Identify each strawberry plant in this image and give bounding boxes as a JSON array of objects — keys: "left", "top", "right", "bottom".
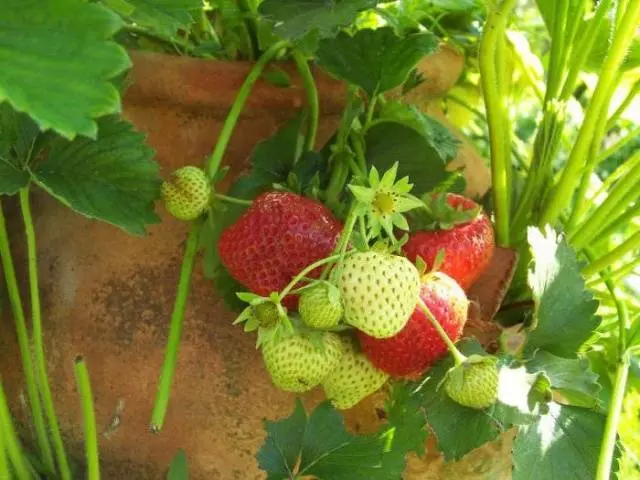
[{"left": 1, "top": 1, "right": 639, "bottom": 480}]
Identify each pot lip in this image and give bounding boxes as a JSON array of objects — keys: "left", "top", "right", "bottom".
[{"left": 123, "top": 49, "right": 347, "bottom": 114}]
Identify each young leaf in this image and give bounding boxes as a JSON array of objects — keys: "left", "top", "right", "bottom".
[
  {"left": 316, "top": 27, "right": 438, "bottom": 97},
  {"left": 167, "top": 449, "right": 189, "bottom": 480},
  {"left": 378, "top": 101, "right": 460, "bottom": 164},
  {"left": 257, "top": 399, "right": 422, "bottom": 479},
  {"left": 259, "top": 0, "right": 378, "bottom": 41},
  {"left": 512, "top": 403, "right": 607, "bottom": 480},
  {"left": 32, "top": 116, "right": 162, "bottom": 236},
  {"left": 525, "top": 227, "right": 600, "bottom": 358},
  {"left": 365, "top": 123, "right": 453, "bottom": 195},
  {"left": 0, "top": 1, "right": 130, "bottom": 139},
  {"left": 123, "top": 0, "right": 202, "bottom": 41},
  {"left": 525, "top": 350, "right": 601, "bottom": 408}
]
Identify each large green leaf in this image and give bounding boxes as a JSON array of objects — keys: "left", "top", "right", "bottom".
[
  {"left": 32, "top": 116, "right": 162, "bottom": 236},
  {"left": 259, "top": 0, "right": 378, "bottom": 40},
  {"left": 365, "top": 122, "right": 453, "bottom": 196},
  {"left": 526, "top": 351, "right": 601, "bottom": 408},
  {"left": 257, "top": 398, "right": 424, "bottom": 479},
  {"left": 0, "top": 1, "right": 130, "bottom": 140},
  {"left": 525, "top": 227, "right": 600, "bottom": 357},
  {"left": 316, "top": 27, "right": 438, "bottom": 96},
  {"left": 512, "top": 403, "right": 606, "bottom": 480}
]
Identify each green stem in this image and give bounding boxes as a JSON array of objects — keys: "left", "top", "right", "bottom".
[
  {"left": 592, "top": 146, "right": 640, "bottom": 200},
  {"left": 206, "top": 40, "right": 289, "bottom": 179},
  {"left": 279, "top": 254, "right": 342, "bottom": 299},
  {"left": 214, "top": 193, "right": 253, "bottom": 206},
  {"left": 606, "top": 81, "right": 640, "bottom": 129},
  {"left": 74, "top": 358, "right": 99, "bottom": 480},
  {"left": 582, "top": 231, "right": 640, "bottom": 277},
  {"left": 0, "top": 381, "right": 31, "bottom": 480},
  {"left": 596, "top": 124, "right": 640, "bottom": 166},
  {"left": 0, "top": 410, "right": 7, "bottom": 480},
  {"left": 0, "top": 200, "right": 54, "bottom": 473},
  {"left": 365, "top": 95, "right": 378, "bottom": 129},
  {"left": 586, "top": 256, "right": 640, "bottom": 288},
  {"left": 292, "top": 51, "right": 319, "bottom": 151},
  {"left": 545, "top": 0, "right": 570, "bottom": 102},
  {"left": 596, "top": 353, "right": 629, "bottom": 480},
  {"left": 561, "top": 0, "right": 611, "bottom": 100},
  {"left": 350, "top": 133, "right": 367, "bottom": 175},
  {"left": 417, "top": 299, "right": 466, "bottom": 365},
  {"left": 590, "top": 196, "right": 640, "bottom": 244},
  {"left": 19, "top": 188, "right": 71, "bottom": 480},
  {"left": 150, "top": 220, "right": 203, "bottom": 432},
  {"left": 540, "top": 0, "right": 640, "bottom": 225},
  {"left": 479, "top": 0, "right": 517, "bottom": 246},
  {"left": 569, "top": 152, "right": 640, "bottom": 248}
]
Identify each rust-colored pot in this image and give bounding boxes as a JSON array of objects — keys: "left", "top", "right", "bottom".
[{"left": 0, "top": 49, "right": 504, "bottom": 479}]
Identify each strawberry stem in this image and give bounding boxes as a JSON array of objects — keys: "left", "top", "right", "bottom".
[
  {"left": 292, "top": 51, "right": 319, "bottom": 151},
  {"left": 150, "top": 219, "right": 204, "bottom": 432},
  {"left": 417, "top": 298, "right": 466, "bottom": 366},
  {"left": 214, "top": 193, "right": 253, "bottom": 206},
  {"left": 280, "top": 254, "right": 343, "bottom": 299},
  {"left": 73, "top": 358, "right": 100, "bottom": 480},
  {"left": 0, "top": 381, "right": 32, "bottom": 479},
  {"left": 19, "top": 187, "right": 72, "bottom": 479},
  {"left": 205, "top": 40, "right": 289, "bottom": 180},
  {"left": 0, "top": 199, "right": 54, "bottom": 473}
]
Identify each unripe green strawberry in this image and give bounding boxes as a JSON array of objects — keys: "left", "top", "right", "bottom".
[
  {"left": 162, "top": 166, "right": 211, "bottom": 221},
  {"left": 299, "top": 282, "right": 343, "bottom": 329},
  {"left": 322, "top": 338, "right": 389, "bottom": 409},
  {"left": 444, "top": 356, "right": 499, "bottom": 409},
  {"left": 338, "top": 252, "right": 420, "bottom": 338},
  {"left": 262, "top": 332, "right": 343, "bottom": 393}
]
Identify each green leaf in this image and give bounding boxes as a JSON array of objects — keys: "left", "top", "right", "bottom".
[
  {"left": 316, "top": 27, "right": 439, "bottom": 96},
  {"left": 526, "top": 351, "right": 601, "bottom": 408},
  {"left": 0, "top": 1, "right": 130, "bottom": 140},
  {"left": 123, "top": 0, "right": 201, "bottom": 40},
  {"left": 377, "top": 101, "right": 460, "bottom": 164},
  {"left": 259, "top": 0, "right": 378, "bottom": 41},
  {"left": 32, "top": 116, "right": 162, "bottom": 236},
  {"left": 365, "top": 122, "right": 453, "bottom": 196},
  {"left": 0, "top": 160, "right": 28, "bottom": 196},
  {"left": 410, "top": 340, "right": 533, "bottom": 461},
  {"left": 167, "top": 449, "right": 188, "bottom": 480},
  {"left": 257, "top": 399, "right": 422, "bottom": 479},
  {"left": 512, "top": 403, "right": 606, "bottom": 480},
  {"left": 0, "top": 104, "right": 41, "bottom": 195},
  {"left": 525, "top": 227, "right": 600, "bottom": 357}
]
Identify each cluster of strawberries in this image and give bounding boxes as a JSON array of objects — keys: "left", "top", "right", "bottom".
[{"left": 216, "top": 188, "right": 497, "bottom": 410}]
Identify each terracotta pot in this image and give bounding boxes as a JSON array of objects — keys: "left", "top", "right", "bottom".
[{"left": 0, "top": 50, "right": 500, "bottom": 479}]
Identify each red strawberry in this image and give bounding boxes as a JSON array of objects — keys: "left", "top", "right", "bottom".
[
  {"left": 218, "top": 191, "right": 342, "bottom": 308},
  {"left": 357, "top": 272, "right": 468, "bottom": 378},
  {"left": 403, "top": 193, "right": 494, "bottom": 290}
]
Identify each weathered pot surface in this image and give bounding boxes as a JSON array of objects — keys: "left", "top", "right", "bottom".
[{"left": 0, "top": 50, "right": 503, "bottom": 479}]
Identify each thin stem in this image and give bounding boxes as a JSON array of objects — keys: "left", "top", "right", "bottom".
[
  {"left": 19, "top": 188, "right": 71, "bottom": 480},
  {"left": 569, "top": 152, "right": 640, "bottom": 248},
  {"left": 0, "top": 411, "right": 7, "bottom": 480},
  {"left": 596, "top": 125, "right": 640, "bottom": 165},
  {"left": 74, "top": 358, "right": 100, "bottom": 480},
  {"left": 292, "top": 51, "right": 319, "bottom": 151},
  {"left": 0, "top": 381, "right": 31, "bottom": 480},
  {"left": 545, "top": 0, "right": 570, "bottom": 102},
  {"left": 279, "top": 254, "right": 342, "bottom": 299},
  {"left": 540, "top": 0, "right": 640, "bottom": 225},
  {"left": 150, "top": 220, "right": 203, "bottom": 432},
  {"left": 607, "top": 81, "right": 640, "bottom": 129},
  {"left": 479, "top": 0, "right": 517, "bottom": 246},
  {"left": 0, "top": 200, "right": 54, "bottom": 473},
  {"left": 591, "top": 197, "right": 640, "bottom": 244},
  {"left": 417, "top": 298, "right": 466, "bottom": 365},
  {"left": 365, "top": 95, "right": 378, "bottom": 129},
  {"left": 596, "top": 354, "right": 629, "bottom": 480},
  {"left": 582, "top": 231, "right": 640, "bottom": 277},
  {"left": 350, "top": 132, "right": 367, "bottom": 175},
  {"left": 206, "top": 40, "right": 289, "bottom": 179},
  {"left": 560, "top": 0, "right": 611, "bottom": 100},
  {"left": 586, "top": 256, "right": 640, "bottom": 287},
  {"left": 214, "top": 193, "right": 253, "bottom": 206},
  {"left": 592, "top": 146, "right": 640, "bottom": 200}
]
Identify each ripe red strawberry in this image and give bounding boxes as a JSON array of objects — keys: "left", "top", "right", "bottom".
[
  {"left": 218, "top": 191, "right": 342, "bottom": 308},
  {"left": 403, "top": 193, "right": 495, "bottom": 290},
  {"left": 357, "top": 272, "right": 468, "bottom": 378}
]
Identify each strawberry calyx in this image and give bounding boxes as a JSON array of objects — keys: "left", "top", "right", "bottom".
[{"left": 412, "top": 192, "right": 482, "bottom": 231}]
